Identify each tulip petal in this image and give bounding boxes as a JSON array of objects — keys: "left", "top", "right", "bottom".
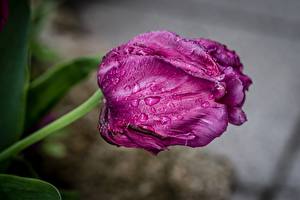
[
  {"left": 195, "top": 38, "right": 252, "bottom": 126},
  {"left": 99, "top": 55, "right": 228, "bottom": 152},
  {"left": 228, "top": 107, "right": 247, "bottom": 125},
  {"left": 99, "top": 31, "right": 222, "bottom": 83},
  {"left": 194, "top": 38, "right": 243, "bottom": 70}
]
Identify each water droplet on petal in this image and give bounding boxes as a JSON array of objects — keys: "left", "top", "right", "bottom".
[
  {"left": 213, "top": 83, "right": 226, "bottom": 99},
  {"left": 201, "top": 101, "right": 210, "bottom": 108},
  {"left": 150, "top": 85, "right": 157, "bottom": 92},
  {"left": 111, "top": 68, "right": 117, "bottom": 75},
  {"left": 144, "top": 96, "right": 161, "bottom": 106},
  {"left": 131, "top": 99, "right": 140, "bottom": 107},
  {"left": 216, "top": 74, "right": 225, "bottom": 81},
  {"left": 139, "top": 113, "right": 148, "bottom": 121},
  {"left": 201, "top": 118, "right": 212, "bottom": 124},
  {"left": 124, "top": 85, "right": 131, "bottom": 90},
  {"left": 140, "top": 125, "right": 155, "bottom": 132},
  {"left": 216, "top": 84, "right": 225, "bottom": 91},
  {"left": 168, "top": 102, "right": 176, "bottom": 108},
  {"left": 151, "top": 107, "right": 156, "bottom": 113},
  {"left": 177, "top": 115, "right": 184, "bottom": 120},
  {"left": 119, "top": 69, "right": 126, "bottom": 76},
  {"left": 132, "top": 84, "right": 140, "bottom": 93},
  {"left": 150, "top": 85, "right": 165, "bottom": 92},
  {"left": 112, "top": 77, "right": 119, "bottom": 84},
  {"left": 160, "top": 116, "right": 171, "bottom": 125},
  {"left": 195, "top": 98, "right": 202, "bottom": 104}
]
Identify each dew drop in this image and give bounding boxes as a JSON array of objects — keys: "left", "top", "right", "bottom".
[
  {"left": 140, "top": 125, "right": 155, "bottom": 132},
  {"left": 177, "top": 115, "right": 184, "bottom": 120},
  {"left": 215, "top": 84, "right": 225, "bottom": 91},
  {"left": 119, "top": 69, "right": 126, "bottom": 76},
  {"left": 207, "top": 71, "right": 212, "bottom": 76},
  {"left": 201, "top": 101, "right": 210, "bottom": 108},
  {"left": 131, "top": 99, "right": 140, "bottom": 107},
  {"left": 112, "top": 77, "right": 119, "bottom": 84},
  {"left": 168, "top": 102, "right": 176, "bottom": 108},
  {"left": 213, "top": 83, "right": 226, "bottom": 99},
  {"left": 216, "top": 74, "right": 225, "bottom": 81},
  {"left": 124, "top": 85, "right": 131, "bottom": 90},
  {"left": 111, "top": 68, "right": 117, "bottom": 75},
  {"left": 160, "top": 116, "right": 171, "bottom": 125},
  {"left": 195, "top": 98, "right": 202, "bottom": 104},
  {"left": 132, "top": 83, "right": 140, "bottom": 93},
  {"left": 151, "top": 107, "right": 156, "bottom": 113},
  {"left": 201, "top": 118, "right": 212, "bottom": 125},
  {"left": 139, "top": 113, "right": 148, "bottom": 121},
  {"left": 150, "top": 85, "right": 159, "bottom": 92},
  {"left": 144, "top": 96, "right": 161, "bottom": 106}
]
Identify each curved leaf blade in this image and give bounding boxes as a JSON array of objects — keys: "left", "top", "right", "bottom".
[
  {"left": 26, "top": 57, "right": 99, "bottom": 130},
  {"left": 0, "top": 174, "right": 61, "bottom": 200},
  {"left": 0, "top": 0, "right": 30, "bottom": 150}
]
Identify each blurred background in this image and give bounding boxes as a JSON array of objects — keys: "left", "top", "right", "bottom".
[{"left": 28, "top": 0, "right": 300, "bottom": 199}]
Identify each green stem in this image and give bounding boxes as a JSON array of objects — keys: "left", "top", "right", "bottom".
[{"left": 0, "top": 90, "right": 102, "bottom": 163}]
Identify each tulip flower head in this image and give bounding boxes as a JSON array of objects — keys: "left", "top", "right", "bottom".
[{"left": 97, "top": 31, "right": 252, "bottom": 154}]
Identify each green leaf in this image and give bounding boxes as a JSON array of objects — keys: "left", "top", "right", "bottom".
[
  {"left": 26, "top": 57, "right": 99, "bottom": 130},
  {"left": 0, "top": 174, "right": 61, "bottom": 200},
  {"left": 30, "top": 39, "right": 59, "bottom": 63},
  {"left": 0, "top": 0, "right": 30, "bottom": 150}
]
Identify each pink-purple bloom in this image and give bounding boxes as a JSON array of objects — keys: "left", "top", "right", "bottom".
[
  {"left": 97, "top": 31, "right": 252, "bottom": 154},
  {"left": 0, "top": 0, "right": 8, "bottom": 31}
]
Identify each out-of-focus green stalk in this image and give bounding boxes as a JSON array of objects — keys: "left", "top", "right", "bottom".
[{"left": 0, "top": 90, "right": 102, "bottom": 163}]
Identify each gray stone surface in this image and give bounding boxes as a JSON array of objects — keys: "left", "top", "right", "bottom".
[
  {"left": 41, "top": 0, "right": 300, "bottom": 199},
  {"left": 78, "top": 145, "right": 233, "bottom": 200}
]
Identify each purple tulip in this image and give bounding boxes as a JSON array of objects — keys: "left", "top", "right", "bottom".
[
  {"left": 97, "top": 31, "right": 252, "bottom": 154},
  {"left": 0, "top": 0, "right": 8, "bottom": 31}
]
